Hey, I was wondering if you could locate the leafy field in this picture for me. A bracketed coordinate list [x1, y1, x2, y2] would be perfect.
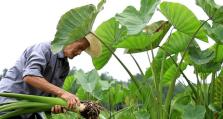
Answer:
[1, 0, 223, 118]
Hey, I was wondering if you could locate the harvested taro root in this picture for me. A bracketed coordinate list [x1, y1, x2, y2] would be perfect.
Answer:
[77, 101, 102, 119]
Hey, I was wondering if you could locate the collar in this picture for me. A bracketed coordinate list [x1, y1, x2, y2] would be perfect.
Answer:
[57, 50, 66, 59]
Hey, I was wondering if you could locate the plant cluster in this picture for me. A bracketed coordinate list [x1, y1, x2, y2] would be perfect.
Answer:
[0, 0, 223, 119]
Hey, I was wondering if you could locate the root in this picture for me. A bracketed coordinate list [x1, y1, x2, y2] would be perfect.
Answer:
[79, 101, 102, 119]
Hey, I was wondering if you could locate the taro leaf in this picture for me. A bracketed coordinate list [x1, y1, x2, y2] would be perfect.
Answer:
[75, 70, 100, 93]
[196, 0, 223, 24]
[124, 21, 171, 53]
[160, 2, 208, 42]
[93, 18, 126, 70]
[195, 61, 221, 73]
[210, 24, 223, 43]
[161, 62, 187, 85]
[203, 22, 223, 43]
[188, 46, 215, 65]
[115, 32, 161, 49]
[115, 0, 160, 35]
[97, 80, 111, 91]
[176, 104, 206, 119]
[51, 5, 97, 53]
[162, 31, 192, 55]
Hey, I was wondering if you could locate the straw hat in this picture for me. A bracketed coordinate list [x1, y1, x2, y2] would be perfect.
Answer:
[84, 33, 102, 58]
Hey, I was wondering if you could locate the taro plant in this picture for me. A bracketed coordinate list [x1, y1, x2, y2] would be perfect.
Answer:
[1, 0, 223, 119]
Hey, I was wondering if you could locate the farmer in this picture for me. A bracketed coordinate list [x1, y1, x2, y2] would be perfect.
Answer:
[0, 33, 101, 119]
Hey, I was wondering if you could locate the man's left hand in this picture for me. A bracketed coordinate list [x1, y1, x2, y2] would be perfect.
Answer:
[51, 105, 67, 113]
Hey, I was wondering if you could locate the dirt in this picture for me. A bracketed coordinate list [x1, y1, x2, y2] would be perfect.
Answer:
[80, 101, 102, 119]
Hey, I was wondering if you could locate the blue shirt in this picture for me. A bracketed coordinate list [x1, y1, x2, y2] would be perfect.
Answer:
[0, 42, 70, 104]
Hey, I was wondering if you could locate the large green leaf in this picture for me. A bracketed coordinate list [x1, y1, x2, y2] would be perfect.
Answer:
[93, 18, 126, 70]
[210, 24, 223, 43]
[124, 21, 171, 53]
[195, 61, 221, 73]
[188, 46, 215, 65]
[51, 4, 97, 53]
[162, 31, 191, 54]
[160, 2, 208, 42]
[196, 0, 223, 24]
[115, 0, 160, 35]
[176, 104, 206, 119]
[115, 32, 161, 49]
[75, 70, 100, 93]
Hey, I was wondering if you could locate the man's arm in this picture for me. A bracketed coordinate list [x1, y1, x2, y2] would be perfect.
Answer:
[23, 75, 80, 109]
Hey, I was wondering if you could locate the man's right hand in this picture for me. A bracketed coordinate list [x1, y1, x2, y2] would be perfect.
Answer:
[59, 92, 80, 109]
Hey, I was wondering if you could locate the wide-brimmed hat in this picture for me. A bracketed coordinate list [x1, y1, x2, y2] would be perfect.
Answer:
[84, 33, 102, 58]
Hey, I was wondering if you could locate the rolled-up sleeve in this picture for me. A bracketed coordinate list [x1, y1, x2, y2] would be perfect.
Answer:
[22, 43, 50, 78]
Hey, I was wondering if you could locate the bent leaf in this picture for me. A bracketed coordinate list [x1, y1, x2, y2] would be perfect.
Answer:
[51, 4, 97, 53]
[125, 21, 171, 53]
[115, 32, 161, 49]
[160, 2, 208, 42]
[188, 46, 215, 65]
[93, 18, 126, 70]
[115, 0, 160, 35]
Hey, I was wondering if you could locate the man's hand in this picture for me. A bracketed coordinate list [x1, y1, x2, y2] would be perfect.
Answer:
[59, 92, 80, 109]
[51, 105, 67, 113]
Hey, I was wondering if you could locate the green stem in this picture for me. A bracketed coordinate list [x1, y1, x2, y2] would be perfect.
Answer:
[130, 53, 144, 76]
[0, 93, 66, 106]
[0, 106, 51, 119]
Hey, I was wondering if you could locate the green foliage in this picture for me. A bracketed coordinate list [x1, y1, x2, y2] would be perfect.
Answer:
[196, 0, 223, 24]
[162, 31, 192, 54]
[188, 46, 215, 65]
[51, 4, 97, 53]
[75, 70, 100, 93]
[9, 0, 223, 118]
[160, 2, 208, 42]
[93, 18, 126, 69]
[115, 0, 160, 35]
[211, 77, 223, 111]
[125, 21, 171, 53]
[115, 32, 161, 49]
[175, 104, 206, 119]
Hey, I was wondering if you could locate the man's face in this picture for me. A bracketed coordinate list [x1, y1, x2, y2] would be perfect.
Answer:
[63, 38, 90, 59]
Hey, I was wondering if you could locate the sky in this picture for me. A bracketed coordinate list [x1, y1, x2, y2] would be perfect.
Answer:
[0, 0, 222, 81]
